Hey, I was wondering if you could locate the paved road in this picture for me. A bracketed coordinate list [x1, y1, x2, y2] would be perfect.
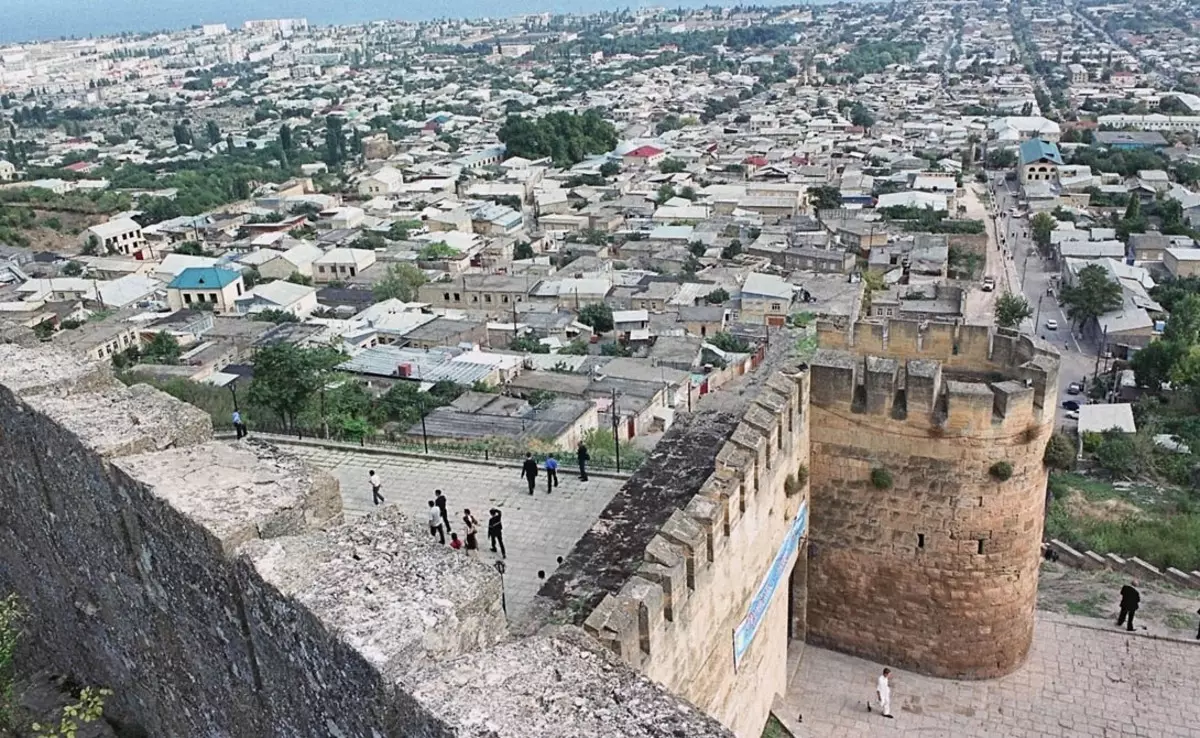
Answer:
[785, 613, 1200, 738]
[987, 175, 1096, 427]
[280, 443, 624, 620]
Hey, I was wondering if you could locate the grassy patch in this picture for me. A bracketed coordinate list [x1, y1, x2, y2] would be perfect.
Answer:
[1164, 609, 1195, 631]
[1065, 593, 1106, 618]
[1046, 472, 1200, 572]
[761, 714, 794, 738]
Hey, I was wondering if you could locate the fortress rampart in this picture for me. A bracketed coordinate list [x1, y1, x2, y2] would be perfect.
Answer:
[536, 342, 811, 738]
[0, 345, 730, 738]
[807, 319, 1059, 678]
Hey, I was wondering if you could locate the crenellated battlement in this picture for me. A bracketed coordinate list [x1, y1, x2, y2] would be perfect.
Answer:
[810, 318, 1059, 431]
[582, 367, 810, 693]
[808, 349, 1051, 435]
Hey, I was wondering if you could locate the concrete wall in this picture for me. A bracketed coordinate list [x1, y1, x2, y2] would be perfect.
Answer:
[0, 345, 733, 738]
[567, 358, 811, 738]
[805, 320, 1059, 679]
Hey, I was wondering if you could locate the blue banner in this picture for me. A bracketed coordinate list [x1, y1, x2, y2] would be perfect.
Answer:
[733, 501, 807, 668]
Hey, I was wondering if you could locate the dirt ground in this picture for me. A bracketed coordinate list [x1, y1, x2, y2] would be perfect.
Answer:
[1038, 560, 1200, 640]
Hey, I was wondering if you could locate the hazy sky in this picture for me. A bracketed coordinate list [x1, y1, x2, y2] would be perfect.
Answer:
[0, 0, 816, 45]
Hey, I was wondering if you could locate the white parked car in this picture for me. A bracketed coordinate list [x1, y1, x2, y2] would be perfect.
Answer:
[1045, 319, 1058, 330]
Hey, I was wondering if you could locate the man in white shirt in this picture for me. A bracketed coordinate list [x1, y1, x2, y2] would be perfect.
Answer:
[868, 667, 893, 718]
[427, 500, 445, 544]
[369, 470, 384, 506]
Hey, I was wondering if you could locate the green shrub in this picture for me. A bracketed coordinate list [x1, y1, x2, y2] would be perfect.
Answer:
[989, 461, 1014, 481]
[870, 467, 893, 490]
[1043, 433, 1076, 470]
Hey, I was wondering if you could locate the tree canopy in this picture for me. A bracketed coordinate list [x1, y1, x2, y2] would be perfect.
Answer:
[497, 110, 618, 167]
[1060, 264, 1122, 328]
[373, 263, 427, 302]
[578, 302, 614, 333]
[994, 292, 1033, 328]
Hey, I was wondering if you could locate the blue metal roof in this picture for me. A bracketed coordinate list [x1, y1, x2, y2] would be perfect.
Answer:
[168, 266, 241, 290]
[1018, 139, 1064, 166]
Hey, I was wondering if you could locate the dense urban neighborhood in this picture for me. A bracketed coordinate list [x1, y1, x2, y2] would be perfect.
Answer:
[4, 1, 1200, 736]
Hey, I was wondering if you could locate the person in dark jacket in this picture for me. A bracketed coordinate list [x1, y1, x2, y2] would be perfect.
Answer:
[520, 453, 538, 495]
[577, 442, 590, 481]
[487, 508, 506, 558]
[1117, 579, 1140, 632]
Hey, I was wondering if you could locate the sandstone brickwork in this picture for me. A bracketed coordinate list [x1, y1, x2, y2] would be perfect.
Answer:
[537, 341, 811, 738]
[806, 320, 1059, 679]
[0, 345, 731, 738]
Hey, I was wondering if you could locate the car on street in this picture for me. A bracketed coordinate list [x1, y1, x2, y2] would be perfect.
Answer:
[1045, 319, 1058, 330]
[1065, 411, 1079, 421]
[1062, 401, 1081, 411]
[982, 276, 995, 292]
[1067, 382, 1083, 395]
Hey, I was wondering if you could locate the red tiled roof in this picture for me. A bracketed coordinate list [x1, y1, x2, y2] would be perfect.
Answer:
[625, 145, 664, 158]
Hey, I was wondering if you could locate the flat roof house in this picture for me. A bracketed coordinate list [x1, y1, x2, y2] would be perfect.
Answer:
[85, 217, 149, 260]
[167, 267, 245, 315]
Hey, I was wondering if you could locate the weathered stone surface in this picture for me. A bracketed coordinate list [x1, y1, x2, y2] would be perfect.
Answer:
[0, 344, 113, 396]
[242, 507, 505, 682]
[0, 347, 733, 738]
[116, 441, 343, 552]
[27, 383, 213, 457]
[411, 627, 730, 737]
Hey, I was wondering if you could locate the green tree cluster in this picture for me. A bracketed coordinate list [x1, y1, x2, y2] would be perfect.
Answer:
[994, 292, 1033, 328]
[373, 263, 427, 302]
[497, 110, 618, 167]
[1060, 264, 1122, 329]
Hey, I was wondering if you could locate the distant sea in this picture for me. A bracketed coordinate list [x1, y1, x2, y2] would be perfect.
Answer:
[0, 0, 847, 46]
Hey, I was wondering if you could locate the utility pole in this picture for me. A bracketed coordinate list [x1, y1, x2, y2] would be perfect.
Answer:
[611, 387, 621, 474]
[1092, 325, 1108, 382]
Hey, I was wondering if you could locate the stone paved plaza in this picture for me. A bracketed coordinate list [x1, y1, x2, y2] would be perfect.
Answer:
[281, 442, 624, 620]
[785, 614, 1200, 738]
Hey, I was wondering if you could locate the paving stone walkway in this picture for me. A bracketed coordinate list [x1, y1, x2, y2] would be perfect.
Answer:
[785, 613, 1200, 738]
[282, 443, 624, 620]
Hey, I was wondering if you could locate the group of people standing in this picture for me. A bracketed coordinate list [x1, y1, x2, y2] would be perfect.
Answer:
[520, 443, 591, 495]
[367, 470, 507, 558]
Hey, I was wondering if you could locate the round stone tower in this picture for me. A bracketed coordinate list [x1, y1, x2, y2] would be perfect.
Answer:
[804, 321, 1059, 679]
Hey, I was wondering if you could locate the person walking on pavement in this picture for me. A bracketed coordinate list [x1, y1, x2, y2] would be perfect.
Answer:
[521, 453, 539, 495]
[1117, 579, 1140, 632]
[576, 442, 590, 481]
[369, 470, 384, 506]
[488, 509, 506, 558]
[427, 500, 445, 544]
[434, 489, 451, 532]
[462, 508, 479, 557]
[867, 668, 893, 718]
[545, 454, 559, 493]
[232, 409, 247, 439]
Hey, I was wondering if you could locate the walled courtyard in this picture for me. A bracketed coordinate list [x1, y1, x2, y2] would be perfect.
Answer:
[282, 443, 624, 620]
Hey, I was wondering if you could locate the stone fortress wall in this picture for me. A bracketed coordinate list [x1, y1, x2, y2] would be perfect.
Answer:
[0, 345, 731, 738]
[530, 338, 811, 738]
[807, 318, 1059, 678]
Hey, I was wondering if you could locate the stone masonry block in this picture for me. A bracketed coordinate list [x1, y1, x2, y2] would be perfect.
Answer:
[1049, 540, 1093, 570]
[582, 594, 640, 664]
[1165, 567, 1200, 590]
[864, 356, 898, 415]
[619, 576, 666, 655]
[810, 350, 857, 406]
[643, 535, 690, 612]
[1084, 550, 1109, 569]
[660, 509, 708, 587]
[905, 359, 942, 415]
[1128, 556, 1162, 578]
[116, 441, 342, 555]
[0, 345, 114, 397]
[683, 494, 721, 562]
[943, 380, 996, 431]
[990, 380, 1034, 422]
[27, 384, 213, 458]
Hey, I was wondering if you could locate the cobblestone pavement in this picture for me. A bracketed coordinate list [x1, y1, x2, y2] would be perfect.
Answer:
[785, 613, 1200, 738]
[281, 443, 624, 620]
